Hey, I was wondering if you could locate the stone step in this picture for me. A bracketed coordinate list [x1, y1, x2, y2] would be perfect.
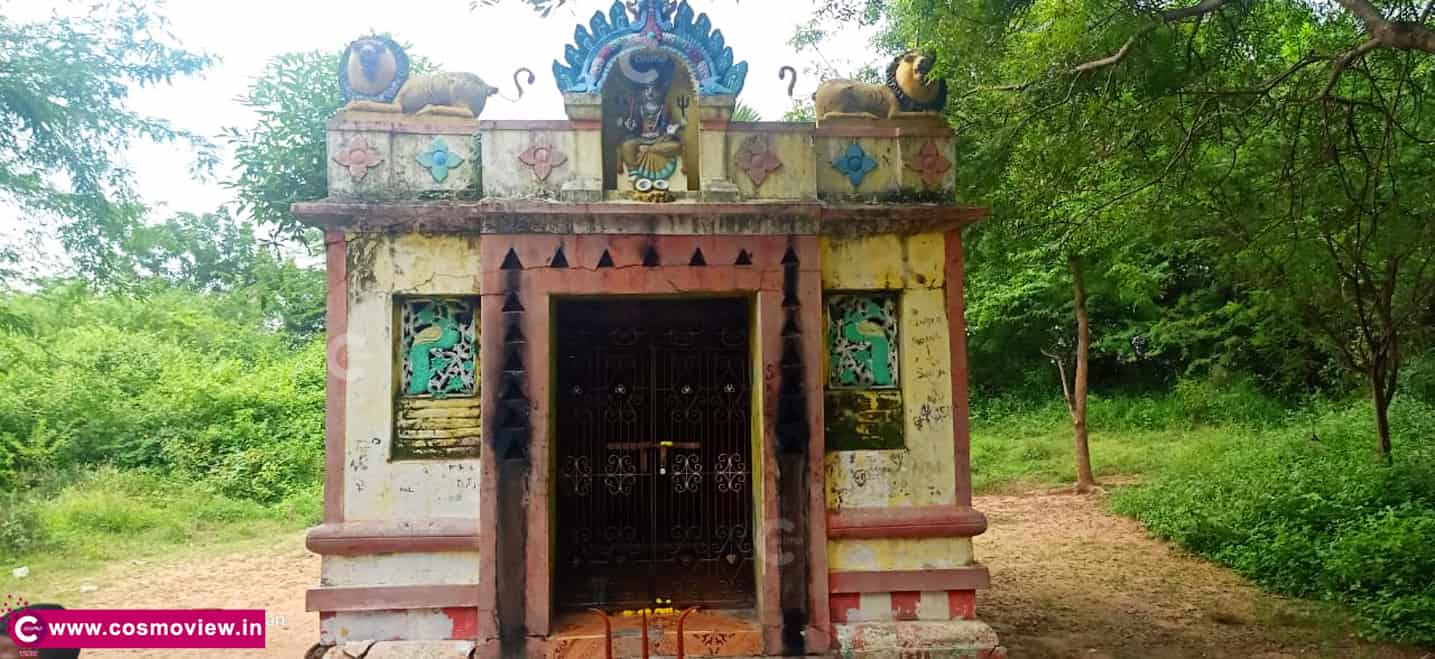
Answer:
[548, 610, 763, 658]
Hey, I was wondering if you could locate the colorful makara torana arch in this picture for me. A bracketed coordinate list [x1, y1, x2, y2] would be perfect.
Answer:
[301, 1, 1004, 657]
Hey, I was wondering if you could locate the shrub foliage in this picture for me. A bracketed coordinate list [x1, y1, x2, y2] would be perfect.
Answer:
[1111, 399, 1435, 644]
[0, 283, 325, 555]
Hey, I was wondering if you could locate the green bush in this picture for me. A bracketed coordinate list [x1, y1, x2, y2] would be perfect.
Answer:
[972, 376, 1289, 434]
[1402, 352, 1435, 404]
[1112, 399, 1435, 644]
[0, 285, 325, 503]
[0, 491, 49, 555]
[0, 468, 322, 564]
[1322, 504, 1435, 642]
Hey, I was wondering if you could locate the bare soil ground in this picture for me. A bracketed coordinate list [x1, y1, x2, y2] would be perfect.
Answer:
[977, 492, 1430, 659]
[41, 492, 1431, 658]
[42, 534, 319, 659]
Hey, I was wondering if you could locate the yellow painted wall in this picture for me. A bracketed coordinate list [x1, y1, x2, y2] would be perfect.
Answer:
[819, 233, 945, 290]
[343, 233, 483, 522]
[827, 537, 974, 571]
[816, 137, 900, 198]
[725, 129, 818, 199]
[821, 233, 957, 511]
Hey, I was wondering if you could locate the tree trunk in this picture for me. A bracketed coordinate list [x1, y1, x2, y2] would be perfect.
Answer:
[1371, 365, 1394, 463]
[1070, 255, 1097, 493]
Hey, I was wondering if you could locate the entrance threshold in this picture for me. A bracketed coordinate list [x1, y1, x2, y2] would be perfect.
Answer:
[548, 608, 762, 658]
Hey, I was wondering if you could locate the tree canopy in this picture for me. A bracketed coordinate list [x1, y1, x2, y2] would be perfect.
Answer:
[869, 0, 1435, 457]
[0, 0, 214, 278]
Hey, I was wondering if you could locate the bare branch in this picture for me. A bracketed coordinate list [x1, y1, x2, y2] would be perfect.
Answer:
[1159, 0, 1236, 22]
[990, 0, 1238, 91]
[991, 0, 1435, 97]
[1324, 38, 1382, 97]
[1073, 23, 1159, 74]
[1333, 0, 1435, 54]
[1333, 0, 1388, 26]
[1042, 348, 1078, 418]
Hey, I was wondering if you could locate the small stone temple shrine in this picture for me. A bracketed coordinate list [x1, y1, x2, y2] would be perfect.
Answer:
[299, 2, 1002, 657]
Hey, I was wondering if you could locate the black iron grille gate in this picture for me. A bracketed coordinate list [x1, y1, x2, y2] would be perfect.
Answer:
[555, 298, 756, 611]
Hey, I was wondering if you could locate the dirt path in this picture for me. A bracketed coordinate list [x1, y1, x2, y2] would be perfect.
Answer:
[42, 533, 319, 659]
[977, 492, 1428, 659]
[32, 493, 1430, 658]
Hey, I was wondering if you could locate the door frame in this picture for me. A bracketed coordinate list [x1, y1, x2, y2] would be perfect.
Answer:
[550, 295, 758, 611]
[476, 234, 832, 655]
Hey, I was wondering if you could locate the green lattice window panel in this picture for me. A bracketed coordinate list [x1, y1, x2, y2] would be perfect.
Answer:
[824, 292, 904, 452]
[826, 293, 900, 389]
[395, 298, 480, 460]
[400, 298, 478, 398]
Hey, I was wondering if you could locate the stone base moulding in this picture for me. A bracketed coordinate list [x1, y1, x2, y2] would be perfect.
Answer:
[829, 590, 977, 625]
[306, 518, 481, 555]
[306, 585, 482, 613]
[828, 568, 990, 625]
[828, 567, 990, 595]
[318, 608, 479, 648]
[826, 506, 988, 540]
[835, 620, 1006, 659]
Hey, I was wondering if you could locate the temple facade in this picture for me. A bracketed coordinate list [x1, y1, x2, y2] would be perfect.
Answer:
[300, 2, 1003, 657]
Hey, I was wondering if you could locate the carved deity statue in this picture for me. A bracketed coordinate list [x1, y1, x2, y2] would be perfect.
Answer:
[615, 54, 687, 195]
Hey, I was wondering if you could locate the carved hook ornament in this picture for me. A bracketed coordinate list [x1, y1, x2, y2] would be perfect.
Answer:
[780, 65, 798, 97]
[507, 67, 537, 102]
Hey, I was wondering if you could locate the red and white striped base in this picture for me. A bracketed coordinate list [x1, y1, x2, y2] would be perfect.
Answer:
[829, 590, 977, 624]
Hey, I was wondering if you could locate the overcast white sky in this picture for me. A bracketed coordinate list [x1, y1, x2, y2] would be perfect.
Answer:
[0, 0, 877, 275]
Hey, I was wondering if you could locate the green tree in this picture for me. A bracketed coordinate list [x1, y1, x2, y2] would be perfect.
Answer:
[1185, 54, 1435, 460]
[0, 1, 214, 277]
[223, 44, 432, 243]
[122, 211, 263, 292]
[222, 50, 345, 244]
[120, 211, 328, 340]
[880, 0, 1435, 459]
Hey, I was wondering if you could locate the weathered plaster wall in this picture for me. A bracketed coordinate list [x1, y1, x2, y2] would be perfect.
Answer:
[343, 233, 484, 522]
[820, 233, 945, 290]
[816, 136, 900, 200]
[724, 127, 818, 199]
[827, 537, 974, 571]
[328, 113, 480, 199]
[322, 553, 482, 588]
[478, 123, 601, 198]
[813, 117, 957, 203]
[321, 608, 475, 646]
[821, 233, 957, 512]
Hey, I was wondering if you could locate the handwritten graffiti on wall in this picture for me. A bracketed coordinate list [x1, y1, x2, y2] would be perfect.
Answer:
[826, 294, 899, 389]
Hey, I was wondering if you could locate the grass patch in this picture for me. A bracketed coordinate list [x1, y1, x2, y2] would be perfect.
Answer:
[972, 386, 1435, 645]
[0, 467, 319, 595]
[969, 384, 1281, 493]
[1109, 397, 1435, 645]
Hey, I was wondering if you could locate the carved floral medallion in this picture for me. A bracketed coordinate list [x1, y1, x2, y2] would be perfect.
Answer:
[416, 138, 465, 183]
[519, 144, 568, 182]
[332, 136, 384, 181]
[832, 142, 878, 187]
[734, 135, 782, 187]
[907, 140, 952, 188]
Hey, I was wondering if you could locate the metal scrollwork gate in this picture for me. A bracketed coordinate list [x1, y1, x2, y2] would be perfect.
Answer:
[555, 298, 756, 611]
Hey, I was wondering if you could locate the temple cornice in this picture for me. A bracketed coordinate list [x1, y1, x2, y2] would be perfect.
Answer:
[292, 199, 988, 236]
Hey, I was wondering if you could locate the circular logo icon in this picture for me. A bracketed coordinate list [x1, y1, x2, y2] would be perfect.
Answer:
[9, 610, 47, 646]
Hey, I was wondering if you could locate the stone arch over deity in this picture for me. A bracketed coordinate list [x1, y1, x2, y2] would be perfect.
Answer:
[600, 49, 701, 196]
